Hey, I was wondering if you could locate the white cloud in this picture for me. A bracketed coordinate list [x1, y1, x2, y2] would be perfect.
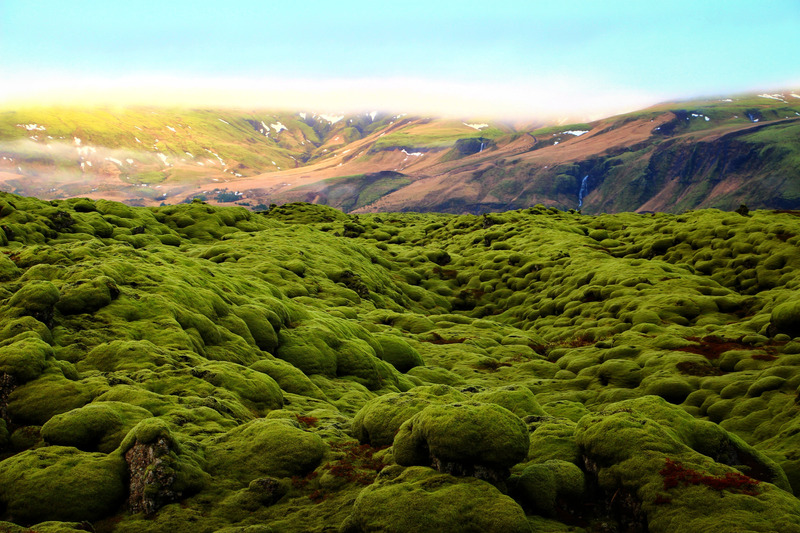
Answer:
[0, 73, 663, 121]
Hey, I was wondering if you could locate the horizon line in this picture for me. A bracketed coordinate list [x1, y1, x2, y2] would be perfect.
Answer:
[2, 74, 798, 123]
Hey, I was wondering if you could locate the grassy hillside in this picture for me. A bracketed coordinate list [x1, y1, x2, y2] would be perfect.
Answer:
[2, 93, 800, 215]
[277, 171, 413, 212]
[1, 194, 800, 531]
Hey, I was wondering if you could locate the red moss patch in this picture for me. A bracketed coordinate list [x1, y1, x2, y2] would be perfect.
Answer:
[291, 469, 318, 489]
[324, 442, 389, 486]
[295, 414, 318, 427]
[561, 335, 596, 348]
[751, 353, 779, 361]
[675, 336, 781, 361]
[659, 458, 760, 496]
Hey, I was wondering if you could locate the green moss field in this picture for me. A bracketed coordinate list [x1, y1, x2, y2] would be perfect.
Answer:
[2, 193, 800, 532]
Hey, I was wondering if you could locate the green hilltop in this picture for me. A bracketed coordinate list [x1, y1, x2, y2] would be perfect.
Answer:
[1, 194, 800, 531]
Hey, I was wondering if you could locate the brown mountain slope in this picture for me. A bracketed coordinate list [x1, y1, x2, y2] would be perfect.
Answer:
[2, 93, 799, 213]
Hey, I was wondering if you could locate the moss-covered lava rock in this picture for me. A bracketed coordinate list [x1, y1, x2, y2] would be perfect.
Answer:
[0, 195, 799, 531]
[393, 401, 529, 482]
[340, 466, 531, 533]
[0, 446, 126, 524]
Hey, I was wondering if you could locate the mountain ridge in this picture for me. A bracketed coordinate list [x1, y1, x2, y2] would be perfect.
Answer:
[1, 91, 799, 214]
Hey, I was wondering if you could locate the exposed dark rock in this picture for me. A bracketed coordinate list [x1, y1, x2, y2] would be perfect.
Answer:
[247, 477, 288, 506]
[431, 457, 510, 486]
[0, 372, 16, 427]
[336, 270, 370, 297]
[125, 436, 180, 516]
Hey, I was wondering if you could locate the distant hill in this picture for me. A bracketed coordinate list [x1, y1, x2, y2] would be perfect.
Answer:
[1, 91, 799, 213]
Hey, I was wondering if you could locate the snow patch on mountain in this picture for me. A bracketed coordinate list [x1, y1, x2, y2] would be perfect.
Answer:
[318, 114, 344, 124]
[270, 122, 287, 133]
[17, 124, 46, 131]
[205, 149, 225, 167]
[759, 94, 787, 103]
[561, 130, 589, 136]
[463, 123, 489, 131]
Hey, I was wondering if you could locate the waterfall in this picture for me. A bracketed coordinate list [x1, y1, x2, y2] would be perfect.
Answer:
[578, 175, 589, 209]
[479, 142, 485, 153]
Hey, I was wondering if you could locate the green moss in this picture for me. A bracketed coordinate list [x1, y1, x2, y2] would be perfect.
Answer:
[508, 459, 585, 516]
[3, 194, 800, 530]
[405, 365, 466, 386]
[191, 361, 284, 414]
[0, 446, 126, 524]
[207, 419, 326, 483]
[375, 335, 424, 373]
[275, 325, 338, 376]
[233, 305, 279, 353]
[641, 375, 695, 404]
[393, 401, 529, 474]
[526, 417, 581, 464]
[79, 340, 177, 373]
[472, 385, 547, 417]
[249, 358, 328, 400]
[8, 280, 60, 319]
[352, 385, 467, 446]
[770, 300, 800, 337]
[0, 419, 8, 449]
[0, 254, 20, 281]
[340, 466, 530, 533]
[55, 276, 118, 315]
[0, 336, 51, 383]
[335, 338, 385, 390]
[6, 373, 97, 426]
[41, 401, 153, 452]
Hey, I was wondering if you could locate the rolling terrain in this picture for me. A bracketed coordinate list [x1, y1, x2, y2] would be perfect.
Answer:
[2, 91, 800, 214]
[1, 195, 800, 531]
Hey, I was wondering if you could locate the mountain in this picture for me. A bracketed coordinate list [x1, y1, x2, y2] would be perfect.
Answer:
[1, 91, 799, 213]
[1, 194, 800, 531]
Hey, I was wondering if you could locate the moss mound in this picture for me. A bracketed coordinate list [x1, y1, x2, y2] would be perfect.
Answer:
[207, 419, 326, 483]
[340, 466, 530, 533]
[0, 446, 126, 524]
[393, 401, 529, 481]
[0, 193, 799, 531]
[41, 401, 153, 452]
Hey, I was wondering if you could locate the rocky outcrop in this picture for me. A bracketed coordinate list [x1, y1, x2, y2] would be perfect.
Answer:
[125, 435, 180, 516]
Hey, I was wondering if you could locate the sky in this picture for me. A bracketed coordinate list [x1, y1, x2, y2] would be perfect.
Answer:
[1, 0, 799, 120]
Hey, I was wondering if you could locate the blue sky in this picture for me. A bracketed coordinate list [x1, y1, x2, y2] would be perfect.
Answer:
[1, 0, 799, 119]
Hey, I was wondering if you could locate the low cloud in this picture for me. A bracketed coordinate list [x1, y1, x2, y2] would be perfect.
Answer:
[0, 139, 163, 198]
[2, 74, 663, 122]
